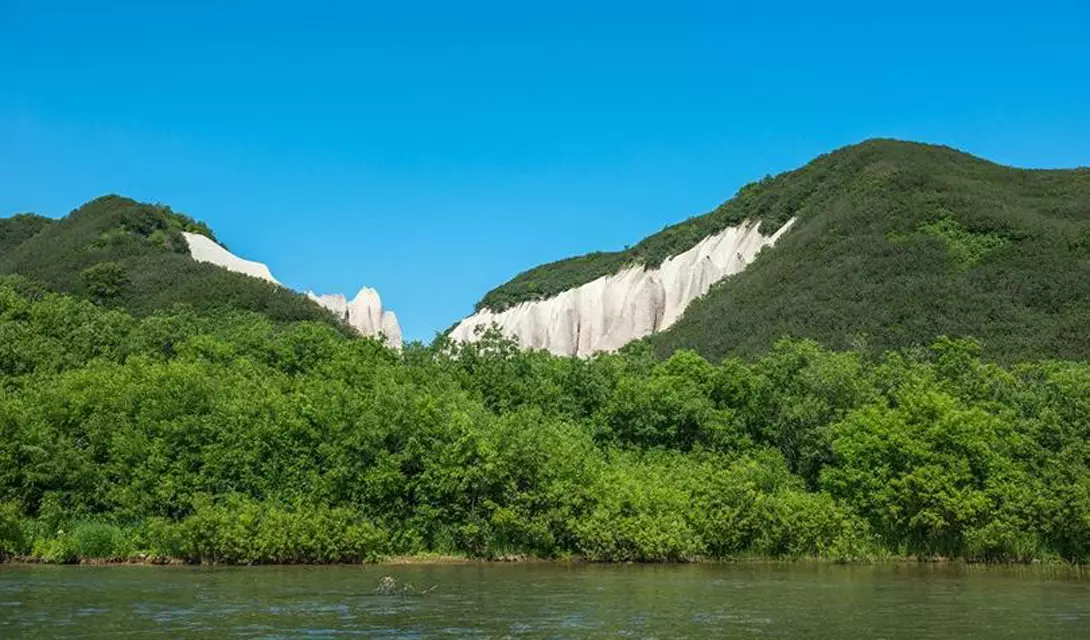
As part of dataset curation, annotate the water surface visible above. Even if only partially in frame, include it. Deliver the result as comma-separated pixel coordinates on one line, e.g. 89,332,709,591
1,563,1087,638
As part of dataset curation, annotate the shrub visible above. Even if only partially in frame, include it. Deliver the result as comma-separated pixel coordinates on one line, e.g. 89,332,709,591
72,523,129,560
0,503,25,558
80,261,129,303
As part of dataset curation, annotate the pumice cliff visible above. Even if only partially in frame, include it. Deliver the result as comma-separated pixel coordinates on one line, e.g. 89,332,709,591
450,218,795,357
306,289,403,349
183,232,402,348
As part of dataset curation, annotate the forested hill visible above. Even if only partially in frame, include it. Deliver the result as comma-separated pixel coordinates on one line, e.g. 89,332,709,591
472,139,1090,362
0,214,52,254
0,195,344,329
649,140,1090,362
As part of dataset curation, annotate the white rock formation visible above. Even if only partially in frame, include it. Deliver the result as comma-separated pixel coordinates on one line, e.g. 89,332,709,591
183,231,279,284
450,218,796,357
306,289,403,349
181,232,402,348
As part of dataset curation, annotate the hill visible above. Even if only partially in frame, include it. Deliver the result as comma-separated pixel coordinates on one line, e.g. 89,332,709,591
0,195,345,328
0,214,53,254
465,140,1090,362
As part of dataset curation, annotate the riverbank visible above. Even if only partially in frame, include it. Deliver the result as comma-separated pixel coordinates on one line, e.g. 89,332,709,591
2,552,1082,568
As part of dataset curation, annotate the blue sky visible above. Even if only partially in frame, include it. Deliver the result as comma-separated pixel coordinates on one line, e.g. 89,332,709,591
2,1,1089,341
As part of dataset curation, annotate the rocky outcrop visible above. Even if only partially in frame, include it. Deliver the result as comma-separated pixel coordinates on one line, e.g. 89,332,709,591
450,218,795,356
183,231,279,284
182,232,401,348
306,289,403,349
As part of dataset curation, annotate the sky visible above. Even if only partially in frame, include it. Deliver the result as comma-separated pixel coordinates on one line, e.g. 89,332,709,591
2,1,1089,341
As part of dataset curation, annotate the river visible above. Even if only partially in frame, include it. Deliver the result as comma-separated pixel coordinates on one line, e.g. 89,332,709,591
1,563,1087,638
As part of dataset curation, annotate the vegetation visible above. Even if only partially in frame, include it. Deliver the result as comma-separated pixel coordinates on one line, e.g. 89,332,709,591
2,280,1088,565
651,140,1090,362
0,213,52,254
475,165,799,312
474,140,1090,363
0,195,345,329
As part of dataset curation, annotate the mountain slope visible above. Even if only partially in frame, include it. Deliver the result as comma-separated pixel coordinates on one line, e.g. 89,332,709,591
649,140,1090,362
0,214,52,254
462,140,1090,362
0,196,348,329
452,218,796,356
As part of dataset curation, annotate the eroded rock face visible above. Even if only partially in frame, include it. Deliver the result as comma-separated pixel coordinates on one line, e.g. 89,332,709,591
183,231,279,284
450,218,795,357
306,289,403,349
182,232,402,348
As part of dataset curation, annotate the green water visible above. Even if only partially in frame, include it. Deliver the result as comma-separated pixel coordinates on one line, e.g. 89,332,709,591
0,563,1087,638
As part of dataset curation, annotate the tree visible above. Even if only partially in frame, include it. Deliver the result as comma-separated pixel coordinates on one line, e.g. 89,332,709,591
81,261,129,304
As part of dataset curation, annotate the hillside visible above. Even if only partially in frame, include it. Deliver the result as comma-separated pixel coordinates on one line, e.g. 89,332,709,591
0,214,52,254
466,140,1090,362
0,195,346,328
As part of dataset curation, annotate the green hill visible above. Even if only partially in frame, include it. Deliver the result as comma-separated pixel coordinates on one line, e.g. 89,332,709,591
0,214,53,254
474,140,1090,362
475,167,798,313
0,195,343,328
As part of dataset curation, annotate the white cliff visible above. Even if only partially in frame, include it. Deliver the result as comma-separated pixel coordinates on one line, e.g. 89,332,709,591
450,218,796,357
183,231,279,284
181,231,402,348
306,289,403,349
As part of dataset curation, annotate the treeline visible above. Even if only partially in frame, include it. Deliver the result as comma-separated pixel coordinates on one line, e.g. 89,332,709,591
0,196,345,328
1,279,1088,564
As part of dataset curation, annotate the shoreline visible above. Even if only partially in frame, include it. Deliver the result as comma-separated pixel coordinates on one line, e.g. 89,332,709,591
2,554,1084,569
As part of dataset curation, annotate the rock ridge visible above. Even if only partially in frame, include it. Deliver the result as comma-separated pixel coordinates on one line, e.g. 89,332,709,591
450,218,795,356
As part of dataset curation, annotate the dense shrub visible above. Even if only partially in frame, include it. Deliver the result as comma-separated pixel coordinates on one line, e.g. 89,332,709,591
0,502,24,559
0,281,1088,563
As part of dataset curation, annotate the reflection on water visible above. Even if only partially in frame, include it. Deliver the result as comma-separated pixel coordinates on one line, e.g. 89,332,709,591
0,563,1087,638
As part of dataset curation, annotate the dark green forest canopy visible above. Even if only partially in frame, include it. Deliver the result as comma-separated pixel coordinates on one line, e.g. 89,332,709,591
0,195,346,330
1,281,1089,565
472,139,1090,362
0,213,52,254
649,141,1090,363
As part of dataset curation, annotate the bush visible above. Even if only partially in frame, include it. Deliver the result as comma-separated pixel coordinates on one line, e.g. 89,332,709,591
80,261,129,303
1,277,1088,565
166,497,388,564
72,523,130,560
0,503,25,558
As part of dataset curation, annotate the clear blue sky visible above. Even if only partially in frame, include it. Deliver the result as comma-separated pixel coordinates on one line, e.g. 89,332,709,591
3,1,1088,341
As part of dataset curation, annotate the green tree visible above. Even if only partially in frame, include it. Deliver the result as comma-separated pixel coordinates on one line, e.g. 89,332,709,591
80,261,129,304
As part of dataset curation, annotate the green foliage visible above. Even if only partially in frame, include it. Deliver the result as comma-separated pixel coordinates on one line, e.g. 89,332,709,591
0,281,1088,564
650,139,1090,362
149,496,386,564
0,502,25,558
33,532,80,564
80,261,130,303
0,195,345,329
0,213,52,253
918,214,1010,268
467,140,1090,362
71,522,130,560
475,169,799,312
